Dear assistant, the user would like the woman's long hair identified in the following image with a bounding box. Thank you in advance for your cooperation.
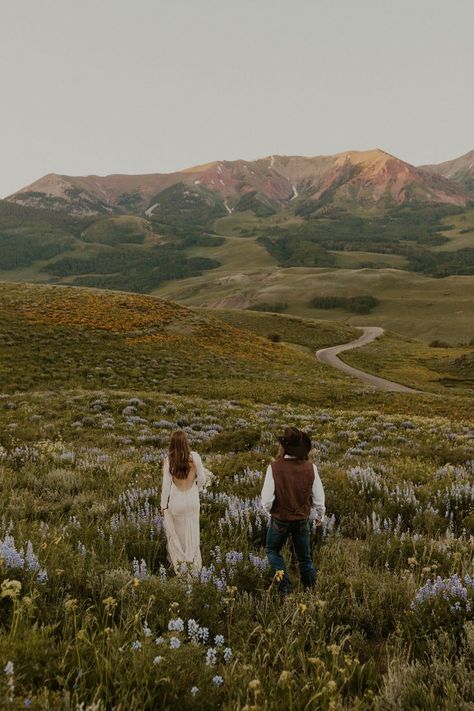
[168,430,192,479]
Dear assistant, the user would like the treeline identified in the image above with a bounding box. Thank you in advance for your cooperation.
[234,191,277,217]
[42,243,220,293]
[73,254,219,293]
[146,183,227,228]
[0,231,73,269]
[0,202,76,269]
[258,235,336,267]
[248,302,288,313]
[311,295,380,314]
[0,199,92,234]
[407,248,474,277]
[257,205,474,276]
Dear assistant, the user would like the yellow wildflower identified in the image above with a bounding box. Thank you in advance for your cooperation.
[103,596,117,611]
[1,579,22,599]
[278,670,293,687]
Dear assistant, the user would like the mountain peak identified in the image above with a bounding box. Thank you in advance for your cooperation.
[7,147,470,215]
[336,148,397,166]
[420,150,474,196]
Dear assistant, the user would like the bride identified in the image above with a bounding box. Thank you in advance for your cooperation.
[160,430,206,573]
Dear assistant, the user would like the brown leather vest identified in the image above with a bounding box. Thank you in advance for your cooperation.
[270,458,314,521]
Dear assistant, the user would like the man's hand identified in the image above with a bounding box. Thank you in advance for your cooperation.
[314,518,323,527]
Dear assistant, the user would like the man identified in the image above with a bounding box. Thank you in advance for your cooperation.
[261,426,325,594]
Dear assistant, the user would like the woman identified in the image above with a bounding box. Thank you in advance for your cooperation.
[261,426,325,595]
[160,430,206,573]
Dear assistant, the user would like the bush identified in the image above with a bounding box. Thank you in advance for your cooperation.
[310,294,380,314]
[248,302,288,313]
[346,295,380,314]
[429,340,450,348]
[310,296,347,310]
[203,428,261,453]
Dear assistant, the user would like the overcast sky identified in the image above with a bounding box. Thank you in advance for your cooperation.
[1,0,473,198]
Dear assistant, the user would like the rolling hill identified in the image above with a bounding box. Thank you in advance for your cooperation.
[0,281,361,406]
[1,281,472,417]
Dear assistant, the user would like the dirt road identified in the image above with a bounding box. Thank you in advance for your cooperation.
[316,326,417,393]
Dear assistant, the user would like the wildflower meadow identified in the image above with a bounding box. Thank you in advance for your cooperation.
[1,386,474,709]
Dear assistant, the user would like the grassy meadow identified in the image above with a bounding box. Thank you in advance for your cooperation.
[2,199,474,343]
[155,207,474,344]
[1,282,474,709]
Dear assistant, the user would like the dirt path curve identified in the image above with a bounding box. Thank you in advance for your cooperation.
[316,326,417,393]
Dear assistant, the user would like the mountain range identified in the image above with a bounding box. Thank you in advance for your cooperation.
[421,149,474,197]
[7,148,474,217]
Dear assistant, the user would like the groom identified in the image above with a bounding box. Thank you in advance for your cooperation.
[261,427,325,595]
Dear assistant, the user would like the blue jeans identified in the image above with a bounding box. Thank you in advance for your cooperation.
[265,517,316,594]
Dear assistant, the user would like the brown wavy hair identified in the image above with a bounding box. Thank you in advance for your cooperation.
[168,430,192,480]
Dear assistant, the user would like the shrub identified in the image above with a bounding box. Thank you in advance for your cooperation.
[203,428,261,453]
[346,295,380,314]
[310,295,379,314]
[429,340,450,348]
[248,302,288,313]
[310,296,347,310]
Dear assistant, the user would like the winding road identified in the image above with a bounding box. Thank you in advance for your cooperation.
[316,326,417,393]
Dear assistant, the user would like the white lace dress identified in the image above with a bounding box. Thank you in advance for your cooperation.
[160,451,205,573]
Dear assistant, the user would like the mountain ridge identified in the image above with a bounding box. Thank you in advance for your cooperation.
[420,149,474,197]
[7,148,471,216]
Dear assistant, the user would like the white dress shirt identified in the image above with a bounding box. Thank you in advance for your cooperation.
[260,456,325,521]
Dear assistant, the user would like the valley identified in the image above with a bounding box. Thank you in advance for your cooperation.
[1,147,474,343]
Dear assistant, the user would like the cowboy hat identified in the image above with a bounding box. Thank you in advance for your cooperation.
[278,427,312,458]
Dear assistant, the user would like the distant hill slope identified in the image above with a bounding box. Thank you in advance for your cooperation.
[1,281,472,418]
[7,148,470,217]
[421,149,474,197]
[0,281,361,405]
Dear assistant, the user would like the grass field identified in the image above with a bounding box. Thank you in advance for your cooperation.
[1,281,474,708]
[156,265,474,344]
[1,200,473,342]
[1,282,472,418]
[203,308,359,352]
[434,209,474,252]
[0,282,362,410]
[152,208,474,343]
[340,331,474,394]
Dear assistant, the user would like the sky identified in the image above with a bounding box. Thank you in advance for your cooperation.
[1,0,473,198]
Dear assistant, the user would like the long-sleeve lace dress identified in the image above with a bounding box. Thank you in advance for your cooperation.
[160,451,205,573]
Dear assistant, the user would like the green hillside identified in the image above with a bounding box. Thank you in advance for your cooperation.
[1,200,474,342]
[0,282,472,419]
[0,282,360,408]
